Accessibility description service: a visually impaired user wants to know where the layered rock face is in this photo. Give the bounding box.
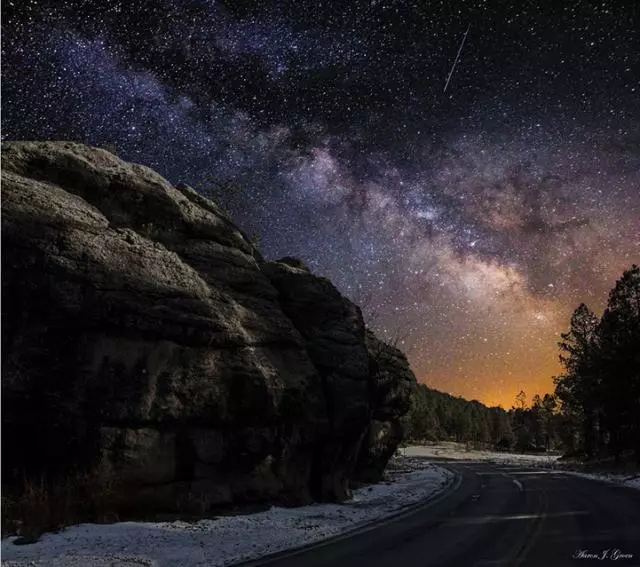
[354,332,417,482]
[1,141,416,511]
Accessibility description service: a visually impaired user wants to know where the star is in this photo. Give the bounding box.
[2,0,639,407]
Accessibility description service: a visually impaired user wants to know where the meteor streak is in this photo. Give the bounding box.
[443,23,471,93]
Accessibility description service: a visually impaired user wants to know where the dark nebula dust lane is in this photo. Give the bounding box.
[3,0,639,406]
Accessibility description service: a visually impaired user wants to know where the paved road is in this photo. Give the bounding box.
[245,461,640,567]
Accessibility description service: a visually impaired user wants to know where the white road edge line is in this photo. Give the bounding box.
[239,468,463,567]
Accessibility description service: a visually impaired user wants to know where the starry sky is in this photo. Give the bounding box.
[3,0,640,407]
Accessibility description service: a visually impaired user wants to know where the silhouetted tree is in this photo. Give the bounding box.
[491,408,516,450]
[554,303,600,458]
[597,265,640,461]
[515,390,527,410]
[405,385,513,449]
[554,266,640,462]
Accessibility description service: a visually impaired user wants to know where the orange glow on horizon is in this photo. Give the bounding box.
[417,357,561,410]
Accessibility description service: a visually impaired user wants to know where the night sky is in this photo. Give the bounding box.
[3,0,639,407]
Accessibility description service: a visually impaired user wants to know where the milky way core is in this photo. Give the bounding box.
[3,0,639,407]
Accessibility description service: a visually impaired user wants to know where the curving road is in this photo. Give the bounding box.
[243,461,640,567]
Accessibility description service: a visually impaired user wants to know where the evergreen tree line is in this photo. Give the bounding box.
[403,384,562,453]
[404,265,640,460]
[553,265,640,462]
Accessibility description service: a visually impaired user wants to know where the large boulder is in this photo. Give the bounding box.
[353,332,416,482]
[1,141,416,514]
[262,258,372,501]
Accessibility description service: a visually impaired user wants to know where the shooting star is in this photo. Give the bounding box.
[443,23,471,93]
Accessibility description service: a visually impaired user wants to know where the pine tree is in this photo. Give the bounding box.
[541,394,558,451]
[554,303,600,458]
[553,266,640,462]
[597,265,640,461]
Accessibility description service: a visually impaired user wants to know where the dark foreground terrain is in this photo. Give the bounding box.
[243,460,640,567]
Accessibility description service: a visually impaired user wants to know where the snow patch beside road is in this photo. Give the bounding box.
[563,471,640,491]
[403,442,561,467]
[403,444,640,492]
[2,461,454,567]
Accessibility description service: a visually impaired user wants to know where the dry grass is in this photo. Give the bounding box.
[2,467,120,540]
[1,469,237,540]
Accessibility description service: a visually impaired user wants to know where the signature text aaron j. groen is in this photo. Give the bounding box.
[573,549,634,561]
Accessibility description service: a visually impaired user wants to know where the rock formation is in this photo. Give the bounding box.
[1,141,416,513]
[354,331,416,482]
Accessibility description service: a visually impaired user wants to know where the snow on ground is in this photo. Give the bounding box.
[403,442,561,467]
[2,461,454,567]
[404,443,640,491]
[562,471,640,491]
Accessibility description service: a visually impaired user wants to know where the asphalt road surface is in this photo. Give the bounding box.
[244,461,640,567]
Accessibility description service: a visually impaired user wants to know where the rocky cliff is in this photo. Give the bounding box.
[1,141,416,514]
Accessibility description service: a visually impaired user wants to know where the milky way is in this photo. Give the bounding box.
[3,0,639,406]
